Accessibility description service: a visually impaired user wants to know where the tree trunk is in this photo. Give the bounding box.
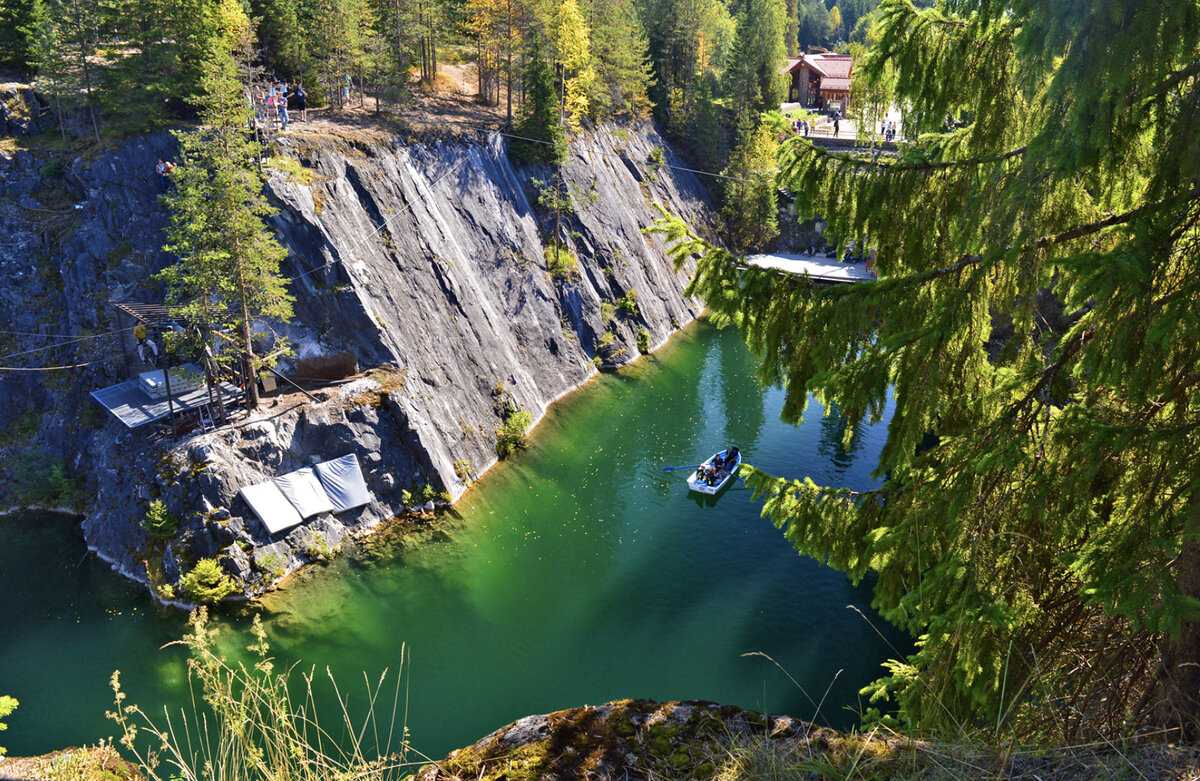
[71,0,101,144]
[505,0,512,127]
[230,221,260,410]
[1162,494,1200,738]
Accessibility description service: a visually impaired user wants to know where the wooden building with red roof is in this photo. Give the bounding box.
[781,53,854,112]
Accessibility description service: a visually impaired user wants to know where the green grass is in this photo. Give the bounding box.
[108,609,415,781]
[545,243,578,280]
[266,154,317,185]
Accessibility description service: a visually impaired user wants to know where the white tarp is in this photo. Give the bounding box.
[138,364,204,399]
[274,467,336,519]
[314,454,371,513]
[240,482,303,535]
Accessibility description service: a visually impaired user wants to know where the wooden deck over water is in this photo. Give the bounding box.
[747,253,876,284]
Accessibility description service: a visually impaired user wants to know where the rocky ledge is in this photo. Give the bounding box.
[420,699,839,781]
[418,699,1200,781]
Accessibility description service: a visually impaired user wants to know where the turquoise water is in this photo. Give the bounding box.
[0,321,907,760]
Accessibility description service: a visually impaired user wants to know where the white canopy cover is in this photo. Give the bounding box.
[273,467,336,519]
[314,454,371,513]
[239,482,304,535]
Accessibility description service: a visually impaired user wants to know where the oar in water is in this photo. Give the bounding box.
[662,464,702,472]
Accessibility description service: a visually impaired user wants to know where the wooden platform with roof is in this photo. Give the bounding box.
[91,300,246,431]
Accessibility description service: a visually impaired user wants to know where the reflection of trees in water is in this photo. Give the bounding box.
[818,403,865,473]
[717,327,766,449]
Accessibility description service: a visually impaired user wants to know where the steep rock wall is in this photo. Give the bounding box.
[0,122,714,597]
[265,127,708,498]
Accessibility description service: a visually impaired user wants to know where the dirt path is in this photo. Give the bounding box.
[284,63,511,141]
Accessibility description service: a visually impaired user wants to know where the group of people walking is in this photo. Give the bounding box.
[880,120,899,141]
[245,81,308,132]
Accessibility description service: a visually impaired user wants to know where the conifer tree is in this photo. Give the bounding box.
[510,30,564,164]
[159,0,293,413]
[827,5,842,42]
[464,0,505,104]
[0,0,35,73]
[656,0,1200,742]
[21,0,68,141]
[57,0,103,142]
[719,113,778,252]
[253,0,310,82]
[102,0,218,129]
[582,0,653,119]
[725,0,786,116]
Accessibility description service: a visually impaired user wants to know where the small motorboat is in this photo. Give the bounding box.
[687,447,741,495]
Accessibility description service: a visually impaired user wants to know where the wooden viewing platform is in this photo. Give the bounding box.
[747,253,875,284]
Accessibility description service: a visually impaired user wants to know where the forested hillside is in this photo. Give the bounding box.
[0,0,886,217]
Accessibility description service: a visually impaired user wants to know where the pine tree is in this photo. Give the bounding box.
[159,0,293,413]
[252,0,310,82]
[464,0,505,104]
[583,0,653,119]
[57,0,103,142]
[21,0,68,141]
[0,0,36,73]
[101,0,218,129]
[725,0,787,116]
[510,30,564,164]
[655,0,1200,742]
[719,113,778,252]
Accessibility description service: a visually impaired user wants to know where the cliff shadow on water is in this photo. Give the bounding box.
[0,118,715,601]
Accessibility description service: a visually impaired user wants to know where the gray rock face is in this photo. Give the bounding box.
[0,122,713,600]
[0,86,51,137]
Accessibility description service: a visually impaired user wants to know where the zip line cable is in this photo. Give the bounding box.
[0,325,139,364]
[0,359,108,372]
[493,130,776,186]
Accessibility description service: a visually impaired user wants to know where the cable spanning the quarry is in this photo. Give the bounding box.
[493,130,774,187]
[0,326,139,366]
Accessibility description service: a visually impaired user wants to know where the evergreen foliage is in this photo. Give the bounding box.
[655,0,1200,743]
[510,31,565,164]
[720,113,779,252]
[178,558,240,603]
[157,0,293,413]
[726,0,787,116]
[141,499,180,540]
[583,0,654,119]
[495,406,532,456]
[0,0,35,73]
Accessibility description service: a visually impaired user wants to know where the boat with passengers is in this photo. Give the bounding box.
[687,447,741,494]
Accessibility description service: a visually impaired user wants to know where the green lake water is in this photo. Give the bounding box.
[0,321,908,760]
